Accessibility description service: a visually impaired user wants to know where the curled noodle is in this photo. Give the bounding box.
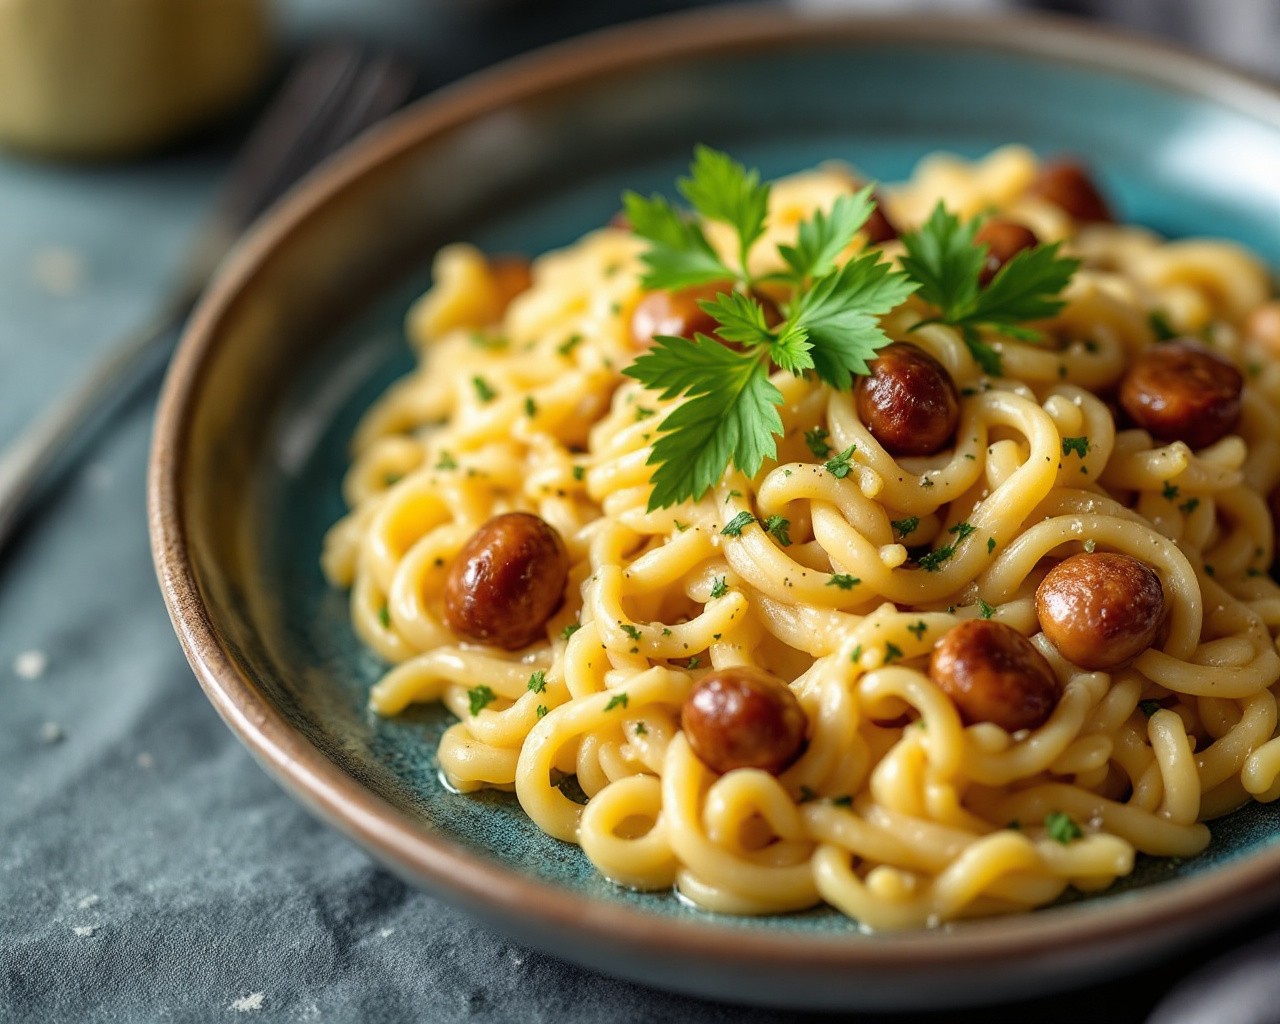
[323,146,1280,929]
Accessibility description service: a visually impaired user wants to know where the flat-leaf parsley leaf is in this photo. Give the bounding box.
[625,335,783,508]
[900,202,1080,375]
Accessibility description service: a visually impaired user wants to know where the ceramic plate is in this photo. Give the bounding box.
[149,9,1280,1010]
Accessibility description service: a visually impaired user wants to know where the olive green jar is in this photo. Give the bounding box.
[0,0,270,159]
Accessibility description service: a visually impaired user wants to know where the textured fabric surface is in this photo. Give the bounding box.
[3,3,1280,1022]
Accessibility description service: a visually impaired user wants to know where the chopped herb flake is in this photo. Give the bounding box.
[805,426,833,459]
[1148,310,1178,341]
[891,516,920,537]
[824,444,857,478]
[472,376,498,403]
[917,545,956,572]
[621,624,643,641]
[604,692,630,711]
[721,511,756,537]
[827,574,860,590]
[709,576,729,599]
[1044,811,1083,845]
[469,331,509,351]
[378,606,391,629]
[763,514,792,546]
[1139,699,1162,718]
[884,642,904,664]
[528,670,547,693]
[560,623,581,640]
[468,685,496,716]
[1061,436,1089,458]
[977,599,995,620]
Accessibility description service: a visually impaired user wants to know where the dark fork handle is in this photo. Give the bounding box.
[0,44,415,554]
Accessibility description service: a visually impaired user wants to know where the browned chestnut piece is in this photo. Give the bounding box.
[975,219,1039,286]
[1028,160,1114,222]
[629,284,726,350]
[681,666,807,775]
[855,342,960,457]
[629,284,783,351]
[1035,552,1165,670]
[488,255,533,315]
[1034,552,1167,670]
[864,190,898,244]
[929,620,1060,732]
[1118,339,1244,449]
[444,512,569,650]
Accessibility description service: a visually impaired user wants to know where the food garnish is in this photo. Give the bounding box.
[623,148,1080,509]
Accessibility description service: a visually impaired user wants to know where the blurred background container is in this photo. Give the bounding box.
[2,0,1274,161]
[0,0,270,158]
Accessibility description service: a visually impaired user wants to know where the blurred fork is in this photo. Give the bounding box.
[0,43,417,553]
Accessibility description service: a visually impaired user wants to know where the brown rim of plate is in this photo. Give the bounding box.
[150,7,1280,973]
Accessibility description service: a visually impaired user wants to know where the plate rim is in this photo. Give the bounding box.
[149,4,1280,990]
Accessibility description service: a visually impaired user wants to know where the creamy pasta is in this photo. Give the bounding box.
[322,146,1280,929]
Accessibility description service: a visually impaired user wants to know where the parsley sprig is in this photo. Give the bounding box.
[623,148,916,509]
[623,152,1080,509]
[900,203,1080,376]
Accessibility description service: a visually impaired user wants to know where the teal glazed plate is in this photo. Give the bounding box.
[149,10,1280,1010]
